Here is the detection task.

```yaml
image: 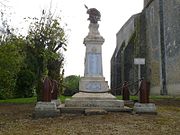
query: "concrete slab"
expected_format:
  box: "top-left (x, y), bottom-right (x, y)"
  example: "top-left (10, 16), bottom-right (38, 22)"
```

top-left (133, 102), bottom-right (157, 114)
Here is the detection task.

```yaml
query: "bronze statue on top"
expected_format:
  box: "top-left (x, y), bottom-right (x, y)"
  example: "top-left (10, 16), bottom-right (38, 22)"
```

top-left (85, 5), bottom-right (101, 24)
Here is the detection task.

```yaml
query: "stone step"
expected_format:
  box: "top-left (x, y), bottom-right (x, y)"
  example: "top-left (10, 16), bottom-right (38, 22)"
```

top-left (65, 99), bottom-right (124, 108)
top-left (58, 105), bottom-right (132, 114)
top-left (72, 92), bottom-right (117, 100)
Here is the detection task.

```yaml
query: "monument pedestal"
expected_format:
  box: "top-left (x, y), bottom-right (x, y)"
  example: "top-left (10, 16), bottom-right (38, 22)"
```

top-left (65, 92), bottom-right (124, 108)
top-left (61, 92), bottom-right (131, 114)
top-left (79, 77), bottom-right (109, 93)
top-left (33, 102), bottom-right (60, 118)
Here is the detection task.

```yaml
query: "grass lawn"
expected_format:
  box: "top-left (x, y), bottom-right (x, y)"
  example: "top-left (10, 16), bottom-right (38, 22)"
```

top-left (0, 95), bottom-right (72, 104)
top-left (0, 97), bottom-right (37, 104)
top-left (0, 95), bottom-right (179, 104)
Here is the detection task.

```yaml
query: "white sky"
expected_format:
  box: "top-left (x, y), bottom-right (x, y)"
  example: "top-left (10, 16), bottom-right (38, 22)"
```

top-left (4, 0), bottom-right (143, 85)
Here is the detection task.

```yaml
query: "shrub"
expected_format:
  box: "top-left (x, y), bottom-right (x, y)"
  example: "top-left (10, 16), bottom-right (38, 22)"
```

top-left (63, 75), bottom-right (80, 96)
top-left (15, 69), bottom-right (35, 98)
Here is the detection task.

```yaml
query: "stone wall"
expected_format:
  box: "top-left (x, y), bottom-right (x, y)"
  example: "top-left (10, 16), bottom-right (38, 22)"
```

top-left (164, 0), bottom-right (180, 95)
top-left (144, 0), bottom-right (154, 8)
top-left (111, 14), bottom-right (139, 95)
top-left (145, 0), bottom-right (161, 94)
top-left (144, 0), bottom-right (180, 95)
top-left (111, 0), bottom-right (180, 96)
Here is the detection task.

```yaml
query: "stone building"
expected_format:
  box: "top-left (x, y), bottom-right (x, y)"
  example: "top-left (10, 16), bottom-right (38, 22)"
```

top-left (111, 0), bottom-right (180, 96)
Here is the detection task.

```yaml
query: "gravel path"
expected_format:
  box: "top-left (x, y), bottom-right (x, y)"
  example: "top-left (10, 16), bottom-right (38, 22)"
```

top-left (0, 99), bottom-right (180, 135)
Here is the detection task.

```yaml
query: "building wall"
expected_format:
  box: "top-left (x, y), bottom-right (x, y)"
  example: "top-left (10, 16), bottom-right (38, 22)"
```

top-left (144, 0), bottom-right (154, 8)
top-left (111, 0), bottom-right (180, 96)
top-left (145, 0), bottom-right (161, 95)
top-left (164, 0), bottom-right (180, 95)
top-left (111, 14), bottom-right (139, 95)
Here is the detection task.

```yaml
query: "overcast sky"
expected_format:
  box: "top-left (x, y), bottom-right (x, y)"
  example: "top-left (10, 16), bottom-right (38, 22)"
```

top-left (4, 0), bottom-right (143, 85)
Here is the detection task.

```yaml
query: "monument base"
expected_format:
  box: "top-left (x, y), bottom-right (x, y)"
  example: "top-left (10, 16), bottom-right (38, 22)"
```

top-left (133, 103), bottom-right (157, 114)
top-left (58, 92), bottom-right (132, 114)
top-left (33, 102), bottom-right (60, 118)
top-left (79, 77), bottom-right (109, 93)
top-left (65, 92), bottom-right (123, 107)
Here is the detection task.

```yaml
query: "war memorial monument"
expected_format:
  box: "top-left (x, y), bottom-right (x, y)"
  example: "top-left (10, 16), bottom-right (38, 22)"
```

top-left (63, 7), bottom-right (128, 114)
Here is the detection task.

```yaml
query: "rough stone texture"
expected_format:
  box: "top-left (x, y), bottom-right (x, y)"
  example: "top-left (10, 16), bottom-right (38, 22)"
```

top-left (145, 0), bottom-right (180, 95)
top-left (133, 102), bottom-right (157, 114)
top-left (164, 0), bottom-right (180, 95)
top-left (33, 102), bottom-right (60, 118)
top-left (145, 0), bottom-right (161, 90)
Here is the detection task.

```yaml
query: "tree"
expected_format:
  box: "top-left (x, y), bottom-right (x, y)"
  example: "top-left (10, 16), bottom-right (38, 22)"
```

top-left (0, 35), bottom-right (25, 99)
top-left (63, 75), bottom-right (80, 96)
top-left (15, 69), bottom-right (35, 98)
top-left (25, 10), bottom-right (67, 100)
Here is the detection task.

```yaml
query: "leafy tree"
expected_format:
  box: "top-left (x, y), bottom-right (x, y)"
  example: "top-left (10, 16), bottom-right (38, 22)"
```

top-left (25, 10), bottom-right (67, 100)
top-left (15, 69), bottom-right (35, 98)
top-left (0, 35), bottom-right (25, 99)
top-left (0, 1), bottom-right (26, 99)
top-left (63, 75), bottom-right (80, 96)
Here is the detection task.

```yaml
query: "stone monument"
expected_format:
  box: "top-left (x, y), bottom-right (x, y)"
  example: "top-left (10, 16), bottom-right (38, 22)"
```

top-left (79, 7), bottom-right (109, 93)
top-left (63, 7), bottom-right (128, 114)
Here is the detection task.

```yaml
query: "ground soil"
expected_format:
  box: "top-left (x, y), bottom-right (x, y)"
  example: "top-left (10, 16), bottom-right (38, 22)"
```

top-left (0, 99), bottom-right (180, 135)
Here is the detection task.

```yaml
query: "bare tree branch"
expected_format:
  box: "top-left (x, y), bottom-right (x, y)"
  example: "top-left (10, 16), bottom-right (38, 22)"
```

top-left (0, 1), bottom-right (6, 7)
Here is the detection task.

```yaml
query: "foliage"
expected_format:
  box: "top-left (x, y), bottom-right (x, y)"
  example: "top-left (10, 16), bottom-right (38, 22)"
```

top-left (63, 75), bottom-right (80, 96)
top-left (0, 6), bottom-right (67, 100)
top-left (0, 35), bottom-right (25, 99)
top-left (0, 2), bottom-right (26, 99)
top-left (59, 95), bottom-right (71, 103)
top-left (15, 69), bottom-right (36, 98)
top-left (25, 10), bottom-right (67, 100)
